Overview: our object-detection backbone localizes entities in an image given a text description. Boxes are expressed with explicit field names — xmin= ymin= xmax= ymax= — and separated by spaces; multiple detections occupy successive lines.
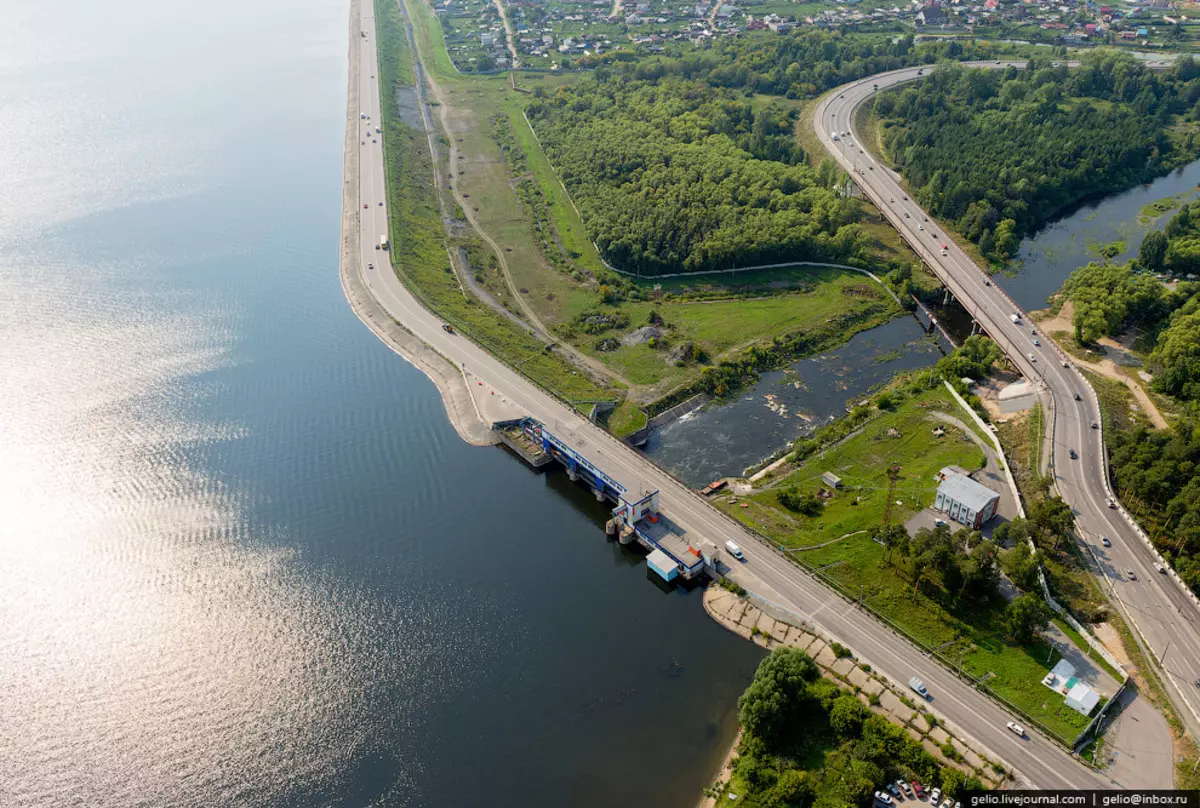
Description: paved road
xmin=355 ymin=13 xmax=1114 ymax=787
xmin=817 ymin=62 xmax=1200 ymax=750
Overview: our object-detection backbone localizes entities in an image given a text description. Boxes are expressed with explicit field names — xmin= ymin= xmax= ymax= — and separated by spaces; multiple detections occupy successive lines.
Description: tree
xmin=830 ymin=694 xmax=869 ymax=736
xmin=779 ymin=487 xmax=823 ymax=516
xmin=1004 ymin=593 xmax=1051 ymax=643
xmin=1029 ymin=496 xmax=1074 ymax=550
xmin=737 ymin=648 xmax=820 ymax=745
xmin=1140 ymin=229 xmax=1169 ymax=271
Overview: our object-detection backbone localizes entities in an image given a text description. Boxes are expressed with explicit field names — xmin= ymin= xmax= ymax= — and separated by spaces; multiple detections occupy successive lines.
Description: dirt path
xmin=1036 ymin=302 xmax=1169 ymax=429
xmin=400 ymin=0 xmax=631 ymax=391
xmin=492 ymin=0 xmax=520 ymax=68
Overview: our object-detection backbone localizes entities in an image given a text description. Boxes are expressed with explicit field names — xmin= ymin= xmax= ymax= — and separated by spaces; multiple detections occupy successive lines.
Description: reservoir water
xmin=1003 ymin=160 xmax=1200 ymax=311
xmin=643 ymin=317 xmax=947 ymax=488
xmin=0 ymin=2 xmax=762 ymax=807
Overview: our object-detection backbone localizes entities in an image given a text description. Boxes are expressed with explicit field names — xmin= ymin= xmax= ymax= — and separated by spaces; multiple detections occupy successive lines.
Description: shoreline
xmin=337 ymin=0 xmax=495 ymax=447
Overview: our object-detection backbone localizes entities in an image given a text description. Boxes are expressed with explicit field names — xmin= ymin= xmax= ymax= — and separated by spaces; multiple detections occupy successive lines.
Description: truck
xmin=1010 ymin=313 xmax=1021 ymax=324
xmin=908 ymin=677 xmax=930 ymax=700
xmin=379 ymin=234 xmax=388 ymax=250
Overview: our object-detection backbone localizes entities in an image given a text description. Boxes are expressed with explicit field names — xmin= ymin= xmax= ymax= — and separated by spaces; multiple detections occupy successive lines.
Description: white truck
xmin=831 ymin=131 xmax=839 ymax=141
xmin=379 ymin=234 xmax=388 ymax=250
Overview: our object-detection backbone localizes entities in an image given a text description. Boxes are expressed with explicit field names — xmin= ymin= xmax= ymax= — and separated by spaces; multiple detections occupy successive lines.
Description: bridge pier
xmin=943 ymin=289 xmax=954 ymax=305
xmin=593 ymin=487 xmax=605 ymax=502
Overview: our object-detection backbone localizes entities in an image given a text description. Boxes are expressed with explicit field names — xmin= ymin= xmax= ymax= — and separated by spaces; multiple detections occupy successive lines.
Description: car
xmin=887 ymin=783 xmax=902 ymax=799
xmin=930 ymin=788 xmax=942 ymax=804
xmin=934 ymin=518 xmax=947 ymax=527
xmin=1073 ymin=393 xmax=1081 ymax=401
xmin=1031 ymin=328 xmax=1037 ymax=335
xmin=911 ymin=781 xmax=925 ymax=799
xmin=367 ymin=262 xmax=374 ymax=270
xmin=725 ymin=540 xmax=746 ymax=561
xmin=442 ymin=323 xmax=456 ymax=335
xmin=868 ymin=166 xmax=873 ymax=170
xmin=378 ymin=201 xmax=383 ymax=206
xmin=372 ymin=138 xmax=377 ymax=143
xmin=898 ymin=780 xmax=913 ymax=798
xmin=363 ymin=203 xmax=368 ymax=209
xmin=918 ymin=224 xmax=924 ymax=230
xmin=1091 ymin=421 xmax=1099 ymax=429
xmin=1126 ymin=568 xmax=1137 ymax=581
xmin=909 ymin=677 xmax=930 ymax=700
xmin=875 ymin=791 xmax=894 ymax=805
xmin=1107 ymin=498 xmax=1117 ymax=509
xmin=922 ymin=215 xmax=928 ymax=221
xmin=1006 ymin=720 xmax=1026 ymax=737
xmin=903 ymin=195 xmax=908 ymax=200
xmin=943 ymin=800 xmax=954 ymax=808
xmin=905 ymin=212 xmax=910 ymax=218
xmin=1069 ymin=449 xmax=1078 ymax=459
xmin=984 ymin=279 xmax=991 ymax=286
xmin=891 ymin=197 xmax=895 ymax=202
xmin=1062 ymin=360 xmax=1070 ymax=368
xmin=1101 ymin=536 xmax=1111 ymax=547
xmin=1027 ymin=353 xmax=1037 ymax=362
xmin=1032 ymin=338 xmax=1040 ymax=346
xmin=1156 ymin=562 xmax=1167 ymax=573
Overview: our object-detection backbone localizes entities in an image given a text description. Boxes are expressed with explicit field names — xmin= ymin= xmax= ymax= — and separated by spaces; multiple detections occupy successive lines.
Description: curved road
xmin=817 ymin=62 xmax=1200 ymax=746
xmin=357 ymin=10 xmax=1120 ymax=788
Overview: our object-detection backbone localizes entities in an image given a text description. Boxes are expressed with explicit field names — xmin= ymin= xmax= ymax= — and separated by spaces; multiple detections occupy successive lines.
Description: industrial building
xmin=933 ymin=472 xmax=999 ymax=529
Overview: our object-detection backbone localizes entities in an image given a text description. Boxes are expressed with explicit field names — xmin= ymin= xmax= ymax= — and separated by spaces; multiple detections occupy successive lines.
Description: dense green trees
xmin=875 ymin=55 xmax=1200 ymax=259
xmin=527 ymin=75 xmax=869 ymax=275
xmin=937 ymin=335 xmax=1003 ymax=381
xmin=731 ymin=647 xmax=982 ymax=806
xmin=1004 ymin=593 xmax=1052 ymax=644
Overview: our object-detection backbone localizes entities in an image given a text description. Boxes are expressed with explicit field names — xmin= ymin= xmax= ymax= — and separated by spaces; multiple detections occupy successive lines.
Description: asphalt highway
xmin=356 ymin=11 xmax=1118 ymax=787
xmin=817 ymin=62 xmax=1200 ymax=747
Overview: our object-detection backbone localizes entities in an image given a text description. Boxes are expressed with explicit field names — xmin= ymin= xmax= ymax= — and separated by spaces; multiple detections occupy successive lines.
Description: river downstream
xmin=0 ymin=2 xmax=762 ymax=807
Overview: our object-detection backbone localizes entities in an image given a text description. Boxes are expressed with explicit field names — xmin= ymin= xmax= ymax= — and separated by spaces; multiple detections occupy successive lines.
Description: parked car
xmin=1006 ymin=720 xmax=1026 ymax=737
xmin=887 ymin=783 xmax=902 ymax=799
xmin=1101 ymin=536 xmax=1111 ymax=547
xmin=875 ymin=791 xmax=894 ymax=805
xmin=897 ymin=780 xmax=913 ymax=798
xmin=909 ymin=677 xmax=930 ymax=700
xmin=930 ymin=787 xmax=942 ymax=804
xmin=911 ymin=781 xmax=926 ymax=799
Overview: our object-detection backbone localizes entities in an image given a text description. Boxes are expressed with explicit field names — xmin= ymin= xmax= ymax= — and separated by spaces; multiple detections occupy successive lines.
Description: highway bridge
xmin=817 ymin=62 xmax=1200 ymax=750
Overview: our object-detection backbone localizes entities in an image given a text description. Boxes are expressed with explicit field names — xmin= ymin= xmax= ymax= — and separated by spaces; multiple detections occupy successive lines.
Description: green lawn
xmin=717 ymin=385 xmax=1094 ymax=744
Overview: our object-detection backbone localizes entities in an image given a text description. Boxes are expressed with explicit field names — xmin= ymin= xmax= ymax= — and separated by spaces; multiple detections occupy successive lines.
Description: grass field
xmin=717 ymin=385 xmax=1095 ymax=743
xmin=375 ymin=0 xmax=614 ymax=404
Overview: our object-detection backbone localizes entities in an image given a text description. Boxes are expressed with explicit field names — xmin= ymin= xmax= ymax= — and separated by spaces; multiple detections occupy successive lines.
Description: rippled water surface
xmin=0 ymin=2 xmax=762 ymax=806
xmin=643 ymin=318 xmax=946 ymax=488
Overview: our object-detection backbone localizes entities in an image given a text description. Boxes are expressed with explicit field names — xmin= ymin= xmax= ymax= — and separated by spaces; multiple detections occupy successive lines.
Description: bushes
xmin=778 ymin=487 xmax=823 ymax=516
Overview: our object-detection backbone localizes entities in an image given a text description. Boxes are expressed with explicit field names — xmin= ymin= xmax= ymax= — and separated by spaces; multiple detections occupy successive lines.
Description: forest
xmin=526 ymin=30 xmax=1022 ymax=276
xmin=875 ymin=55 xmax=1200 ymax=260
xmin=579 ymin=30 xmax=1008 ymax=99
xmin=728 ymin=647 xmax=984 ymax=807
xmin=526 ymin=75 xmax=868 ymax=275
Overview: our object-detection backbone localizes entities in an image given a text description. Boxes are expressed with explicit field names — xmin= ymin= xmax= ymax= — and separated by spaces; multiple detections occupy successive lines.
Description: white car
xmin=1032 ymin=338 xmax=1040 ymax=346
xmin=1101 ymin=536 xmax=1111 ymax=547
xmin=1006 ymin=721 xmax=1026 ymax=737
xmin=1126 ymin=568 xmax=1137 ymax=581
xmin=1107 ymin=498 xmax=1117 ymax=509
xmin=1027 ymin=353 xmax=1037 ymax=362
xmin=875 ymin=791 xmax=894 ymax=806
xmin=930 ymin=788 xmax=942 ymax=804
xmin=918 ymin=224 xmax=924 ymax=230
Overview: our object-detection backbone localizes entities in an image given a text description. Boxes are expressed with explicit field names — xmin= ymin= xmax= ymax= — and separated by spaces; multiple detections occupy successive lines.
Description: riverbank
xmin=338 ymin=0 xmax=494 ymax=447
